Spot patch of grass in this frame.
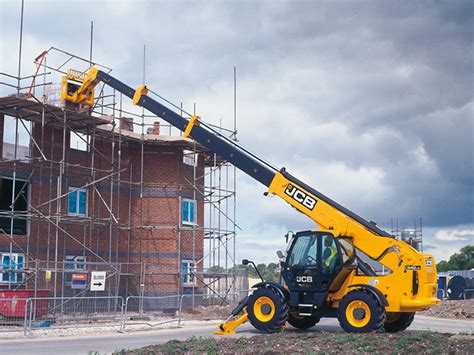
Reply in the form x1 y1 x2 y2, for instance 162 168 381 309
228 337 248 351
332 333 354 344
160 340 185 354
406 332 437 342
353 337 372 349
194 337 220 354
112 350 131 355
394 338 410 350
364 346 377 353
161 336 219 354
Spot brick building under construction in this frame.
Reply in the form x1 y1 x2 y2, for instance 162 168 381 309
0 48 239 305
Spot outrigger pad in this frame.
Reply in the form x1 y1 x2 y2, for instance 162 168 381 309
214 313 248 335
214 296 250 335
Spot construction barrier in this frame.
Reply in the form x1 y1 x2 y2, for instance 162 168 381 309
23 296 124 336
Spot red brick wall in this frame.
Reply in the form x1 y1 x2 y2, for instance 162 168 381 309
0 122 205 296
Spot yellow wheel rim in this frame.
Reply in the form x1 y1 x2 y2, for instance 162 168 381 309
346 300 371 328
253 296 275 322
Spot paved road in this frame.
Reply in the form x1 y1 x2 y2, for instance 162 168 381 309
1 316 472 355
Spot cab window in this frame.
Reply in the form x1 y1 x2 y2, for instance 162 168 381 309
322 235 339 272
288 234 317 267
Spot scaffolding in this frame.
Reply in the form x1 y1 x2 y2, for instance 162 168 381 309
391 218 424 252
0 47 244 309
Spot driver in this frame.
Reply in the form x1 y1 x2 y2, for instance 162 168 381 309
323 235 336 269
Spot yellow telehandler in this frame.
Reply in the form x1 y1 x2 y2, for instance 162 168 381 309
62 67 441 334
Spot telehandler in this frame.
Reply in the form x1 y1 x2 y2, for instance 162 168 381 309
62 66 440 334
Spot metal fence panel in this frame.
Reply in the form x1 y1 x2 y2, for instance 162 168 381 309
23 296 124 335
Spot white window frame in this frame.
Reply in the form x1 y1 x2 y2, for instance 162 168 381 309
2 115 31 161
64 255 86 284
68 187 88 217
70 131 90 152
181 198 197 226
183 149 198 167
181 260 196 286
0 252 25 284
65 255 86 270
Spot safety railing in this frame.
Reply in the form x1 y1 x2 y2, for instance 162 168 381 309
120 295 181 332
0 291 244 336
0 298 30 332
120 292 240 332
23 296 124 336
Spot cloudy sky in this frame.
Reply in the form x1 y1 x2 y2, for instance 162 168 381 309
1 0 473 265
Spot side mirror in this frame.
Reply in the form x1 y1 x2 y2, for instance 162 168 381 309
241 259 249 265
276 250 284 259
285 231 294 243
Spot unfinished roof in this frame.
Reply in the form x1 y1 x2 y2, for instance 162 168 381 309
93 122 209 152
0 95 112 130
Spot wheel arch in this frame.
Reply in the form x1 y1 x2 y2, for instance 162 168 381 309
251 281 289 300
348 284 389 307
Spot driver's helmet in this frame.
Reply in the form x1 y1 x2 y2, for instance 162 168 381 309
324 235 334 247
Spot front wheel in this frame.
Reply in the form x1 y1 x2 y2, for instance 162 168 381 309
384 312 415 332
338 289 386 333
247 287 288 332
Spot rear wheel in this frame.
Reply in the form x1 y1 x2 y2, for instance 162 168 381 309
247 287 288 332
338 289 386 333
384 312 415 332
288 312 319 330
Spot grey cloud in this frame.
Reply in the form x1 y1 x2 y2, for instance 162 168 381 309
1 1 472 242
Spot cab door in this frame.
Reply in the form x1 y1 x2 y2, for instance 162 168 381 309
282 231 342 293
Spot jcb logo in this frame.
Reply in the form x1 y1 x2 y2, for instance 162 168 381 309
296 276 313 283
285 184 317 210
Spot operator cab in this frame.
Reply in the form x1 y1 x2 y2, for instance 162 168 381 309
281 231 356 315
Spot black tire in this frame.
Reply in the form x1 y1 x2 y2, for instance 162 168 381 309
247 287 288 332
338 289 386 333
288 312 319 330
384 312 415 332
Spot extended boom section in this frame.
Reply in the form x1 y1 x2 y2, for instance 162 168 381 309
95 70 277 186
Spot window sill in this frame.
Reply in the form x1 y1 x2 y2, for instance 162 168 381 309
182 223 197 227
0 281 22 284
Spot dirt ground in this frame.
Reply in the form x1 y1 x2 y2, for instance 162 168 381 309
419 299 473 319
119 331 473 354
180 305 235 320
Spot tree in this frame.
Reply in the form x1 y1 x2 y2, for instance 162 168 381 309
436 245 474 272
240 262 281 283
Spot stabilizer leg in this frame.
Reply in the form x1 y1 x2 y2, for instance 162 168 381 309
214 312 248 335
214 295 249 335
